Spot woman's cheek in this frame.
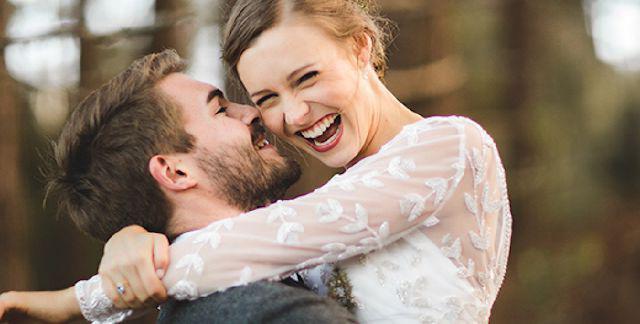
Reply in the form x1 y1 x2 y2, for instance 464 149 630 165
310 83 349 109
262 109 286 137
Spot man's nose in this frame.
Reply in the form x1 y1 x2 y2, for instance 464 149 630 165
226 102 260 125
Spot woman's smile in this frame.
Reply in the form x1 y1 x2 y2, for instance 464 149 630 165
296 113 343 152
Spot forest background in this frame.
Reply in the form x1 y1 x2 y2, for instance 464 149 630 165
1 0 639 323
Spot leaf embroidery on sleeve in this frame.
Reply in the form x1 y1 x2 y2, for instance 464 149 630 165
407 127 420 146
359 237 378 247
168 280 198 300
234 266 253 286
361 171 384 188
378 221 390 239
277 222 305 244
388 156 416 180
424 178 448 205
175 253 204 275
193 231 221 249
482 184 501 213
321 242 347 252
423 215 440 227
325 174 356 191
457 259 476 279
339 204 369 234
316 199 343 223
464 192 478 216
468 227 489 251
441 234 462 261
471 147 485 185
399 193 427 222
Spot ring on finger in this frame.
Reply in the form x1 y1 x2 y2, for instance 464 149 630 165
116 283 126 296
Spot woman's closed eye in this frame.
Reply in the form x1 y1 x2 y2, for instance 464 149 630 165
256 93 277 107
296 71 319 86
254 71 318 107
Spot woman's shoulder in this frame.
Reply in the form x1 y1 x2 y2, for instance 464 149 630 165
350 115 497 171
411 115 487 132
381 115 493 149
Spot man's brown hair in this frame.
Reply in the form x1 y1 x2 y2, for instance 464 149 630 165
46 50 194 242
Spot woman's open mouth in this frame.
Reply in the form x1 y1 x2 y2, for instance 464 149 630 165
296 114 343 153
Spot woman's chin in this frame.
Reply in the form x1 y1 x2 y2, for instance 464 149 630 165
288 138 354 168
313 149 356 169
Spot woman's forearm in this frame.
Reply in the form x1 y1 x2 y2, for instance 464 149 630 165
0 287 82 323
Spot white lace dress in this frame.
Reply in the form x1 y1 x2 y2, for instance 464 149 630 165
75 116 512 323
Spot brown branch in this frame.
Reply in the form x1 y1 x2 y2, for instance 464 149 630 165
0 12 204 49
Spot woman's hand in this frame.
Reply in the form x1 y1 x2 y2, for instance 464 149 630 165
0 288 81 323
98 225 170 309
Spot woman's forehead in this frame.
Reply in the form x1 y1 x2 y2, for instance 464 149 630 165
237 21 345 85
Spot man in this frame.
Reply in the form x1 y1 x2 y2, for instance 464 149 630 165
0 50 355 323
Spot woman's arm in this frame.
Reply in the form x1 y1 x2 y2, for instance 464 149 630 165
162 117 475 295
0 288 81 323
83 116 509 322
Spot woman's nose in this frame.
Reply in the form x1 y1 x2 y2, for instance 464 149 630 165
226 102 260 125
283 98 310 126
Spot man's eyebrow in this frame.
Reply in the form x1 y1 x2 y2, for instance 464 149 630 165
207 89 224 104
249 63 314 98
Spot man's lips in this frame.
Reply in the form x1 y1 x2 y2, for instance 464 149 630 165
251 121 270 150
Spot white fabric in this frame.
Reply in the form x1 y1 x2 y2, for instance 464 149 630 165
75 116 512 323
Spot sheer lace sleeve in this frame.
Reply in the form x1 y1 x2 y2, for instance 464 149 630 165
76 116 512 322
75 275 134 324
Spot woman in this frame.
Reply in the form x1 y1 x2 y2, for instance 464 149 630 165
10 0 512 322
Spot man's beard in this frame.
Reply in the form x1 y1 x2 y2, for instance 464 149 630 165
195 142 301 212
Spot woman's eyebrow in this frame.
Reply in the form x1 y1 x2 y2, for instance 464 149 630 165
249 63 314 98
286 63 314 83
250 89 271 99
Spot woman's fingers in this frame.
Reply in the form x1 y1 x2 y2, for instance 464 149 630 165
142 234 169 303
101 272 141 309
100 226 169 308
101 275 129 309
99 226 169 307
122 265 150 308
152 234 169 279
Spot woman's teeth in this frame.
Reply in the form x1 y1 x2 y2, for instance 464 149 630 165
314 129 339 146
300 114 338 139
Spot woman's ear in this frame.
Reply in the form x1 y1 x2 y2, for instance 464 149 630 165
149 155 197 192
353 31 373 68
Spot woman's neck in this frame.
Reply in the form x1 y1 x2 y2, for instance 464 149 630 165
348 80 422 168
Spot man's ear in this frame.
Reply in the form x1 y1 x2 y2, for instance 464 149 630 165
353 31 373 68
149 155 197 192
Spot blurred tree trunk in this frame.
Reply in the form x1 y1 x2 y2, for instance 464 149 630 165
501 0 536 169
149 0 194 57
500 0 537 236
0 0 31 291
78 0 103 98
490 1 538 322
381 1 465 116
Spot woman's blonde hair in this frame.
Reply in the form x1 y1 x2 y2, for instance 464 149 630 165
222 0 392 89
